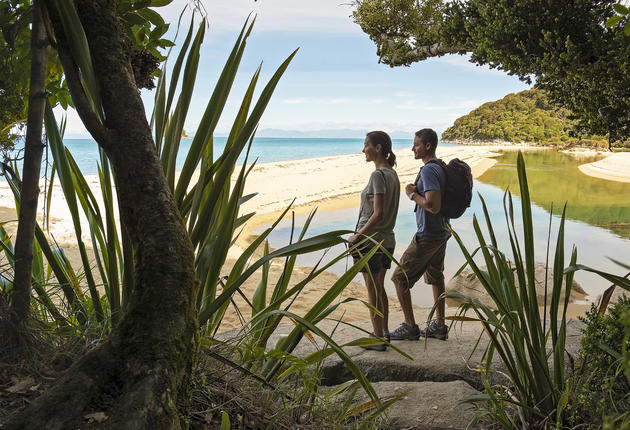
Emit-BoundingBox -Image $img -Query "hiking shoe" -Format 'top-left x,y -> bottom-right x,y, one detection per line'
360,333 -> 388,351
360,342 -> 387,352
389,322 -> 421,340
420,319 -> 448,340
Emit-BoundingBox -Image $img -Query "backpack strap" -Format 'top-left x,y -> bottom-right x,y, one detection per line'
421,158 -> 448,213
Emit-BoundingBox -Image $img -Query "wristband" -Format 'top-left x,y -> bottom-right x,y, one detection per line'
408,192 -> 415,201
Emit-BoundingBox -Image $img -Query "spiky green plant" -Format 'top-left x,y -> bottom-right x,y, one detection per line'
439,151 -> 630,428
0,16 -> 391,412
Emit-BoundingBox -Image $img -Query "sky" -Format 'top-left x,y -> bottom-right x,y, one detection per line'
61,0 -> 532,138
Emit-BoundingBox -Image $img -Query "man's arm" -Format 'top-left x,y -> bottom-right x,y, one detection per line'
406,182 -> 441,214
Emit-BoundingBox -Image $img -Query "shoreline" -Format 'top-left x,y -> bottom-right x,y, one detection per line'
233,144 -> 506,249
1,144 -> 624,327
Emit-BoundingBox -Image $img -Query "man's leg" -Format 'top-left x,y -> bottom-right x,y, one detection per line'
431,280 -> 445,326
390,239 -> 422,340
420,238 -> 449,340
394,278 -> 416,327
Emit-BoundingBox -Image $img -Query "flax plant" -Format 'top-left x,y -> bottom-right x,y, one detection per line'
440,152 -> 630,428
0,15 -> 388,411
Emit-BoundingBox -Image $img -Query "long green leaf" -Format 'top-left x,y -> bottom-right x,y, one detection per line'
173,19 -> 256,205
55,1 -> 103,119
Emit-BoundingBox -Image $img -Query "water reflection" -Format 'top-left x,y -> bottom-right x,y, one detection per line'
478,150 -> 630,238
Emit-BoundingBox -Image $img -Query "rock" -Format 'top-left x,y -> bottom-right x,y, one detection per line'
335,380 -> 481,430
218,310 -> 584,428
447,262 -> 585,309
263,311 -> 582,389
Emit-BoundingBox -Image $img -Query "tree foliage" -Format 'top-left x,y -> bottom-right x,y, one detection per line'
352,0 -> 630,147
441,88 -> 613,147
0,0 -> 172,153
0,0 -> 31,149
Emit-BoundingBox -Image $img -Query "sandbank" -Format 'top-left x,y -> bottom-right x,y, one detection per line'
236,144 -> 503,235
577,151 -> 630,183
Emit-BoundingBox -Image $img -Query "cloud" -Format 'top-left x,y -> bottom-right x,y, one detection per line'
280,98 -> 311,104
158,0 -> 361,35
256,120 -> 451,133
53,106 -> 88,137
278,97 -> 385,105
394,99 -> 480,111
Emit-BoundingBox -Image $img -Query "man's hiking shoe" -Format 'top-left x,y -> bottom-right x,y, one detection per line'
389,322 -> 421,340
420,319 -> 448,340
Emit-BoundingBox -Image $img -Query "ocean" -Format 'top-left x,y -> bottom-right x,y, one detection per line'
3,136 -> 444,178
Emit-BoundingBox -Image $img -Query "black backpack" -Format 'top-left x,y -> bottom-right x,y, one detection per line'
425,158 -> 473,219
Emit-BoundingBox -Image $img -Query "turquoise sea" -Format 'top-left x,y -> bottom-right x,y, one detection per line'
4,136 -> 438,178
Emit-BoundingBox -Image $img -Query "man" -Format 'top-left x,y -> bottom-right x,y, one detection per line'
390,128 -> 450,341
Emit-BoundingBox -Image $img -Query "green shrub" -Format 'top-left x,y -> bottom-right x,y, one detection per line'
567,295 -> 630,428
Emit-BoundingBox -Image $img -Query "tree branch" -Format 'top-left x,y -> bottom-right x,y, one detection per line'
377,33 -> 462,65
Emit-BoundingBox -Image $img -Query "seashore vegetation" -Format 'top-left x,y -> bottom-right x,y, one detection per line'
441,89 -> 625,149
0,10 -> 397,430
438,152 -> 630,428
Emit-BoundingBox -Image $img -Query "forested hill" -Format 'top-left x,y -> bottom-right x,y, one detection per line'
441,89 -> 607,147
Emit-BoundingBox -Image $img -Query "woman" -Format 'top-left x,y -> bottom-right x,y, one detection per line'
348,131 -> 400,351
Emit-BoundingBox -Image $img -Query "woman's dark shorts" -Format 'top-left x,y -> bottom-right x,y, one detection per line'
351,242 -> 395,274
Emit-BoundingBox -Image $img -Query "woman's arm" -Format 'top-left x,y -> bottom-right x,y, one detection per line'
349,193 -> 384,243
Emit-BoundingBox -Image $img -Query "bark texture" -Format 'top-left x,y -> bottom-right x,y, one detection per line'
9,0 -> 50,325
5,0 -> 198,428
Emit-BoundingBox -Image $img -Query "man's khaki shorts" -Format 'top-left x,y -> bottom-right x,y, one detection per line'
391,235 -> 449,290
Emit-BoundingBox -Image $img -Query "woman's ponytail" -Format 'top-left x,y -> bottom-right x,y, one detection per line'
366,130 -> 396,167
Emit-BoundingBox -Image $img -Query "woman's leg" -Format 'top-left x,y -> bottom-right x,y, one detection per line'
375,268 -> 389,336
362,268 -> 389,337
362,271 -> 382,337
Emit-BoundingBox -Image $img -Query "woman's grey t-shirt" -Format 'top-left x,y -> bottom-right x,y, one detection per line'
356,168 -> 400,249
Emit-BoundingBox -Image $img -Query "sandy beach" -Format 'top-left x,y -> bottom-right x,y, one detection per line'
577,151 -> 630,183
0,143 -> 624,329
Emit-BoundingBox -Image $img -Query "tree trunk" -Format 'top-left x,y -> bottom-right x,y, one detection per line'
5,0 -> 199,428
9,0 -> 50,325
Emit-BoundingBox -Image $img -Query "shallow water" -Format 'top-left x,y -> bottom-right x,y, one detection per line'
255,150 -> 630,306
478,150 -> 630,238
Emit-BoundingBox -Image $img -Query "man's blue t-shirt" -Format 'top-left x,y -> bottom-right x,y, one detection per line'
415,161 -> 451,240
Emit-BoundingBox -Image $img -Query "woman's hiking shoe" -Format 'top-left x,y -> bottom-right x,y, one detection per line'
360,333 -> 388,351
420,319 -> 448,340
360,342 -> 387,351
389,322 -> 421,340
